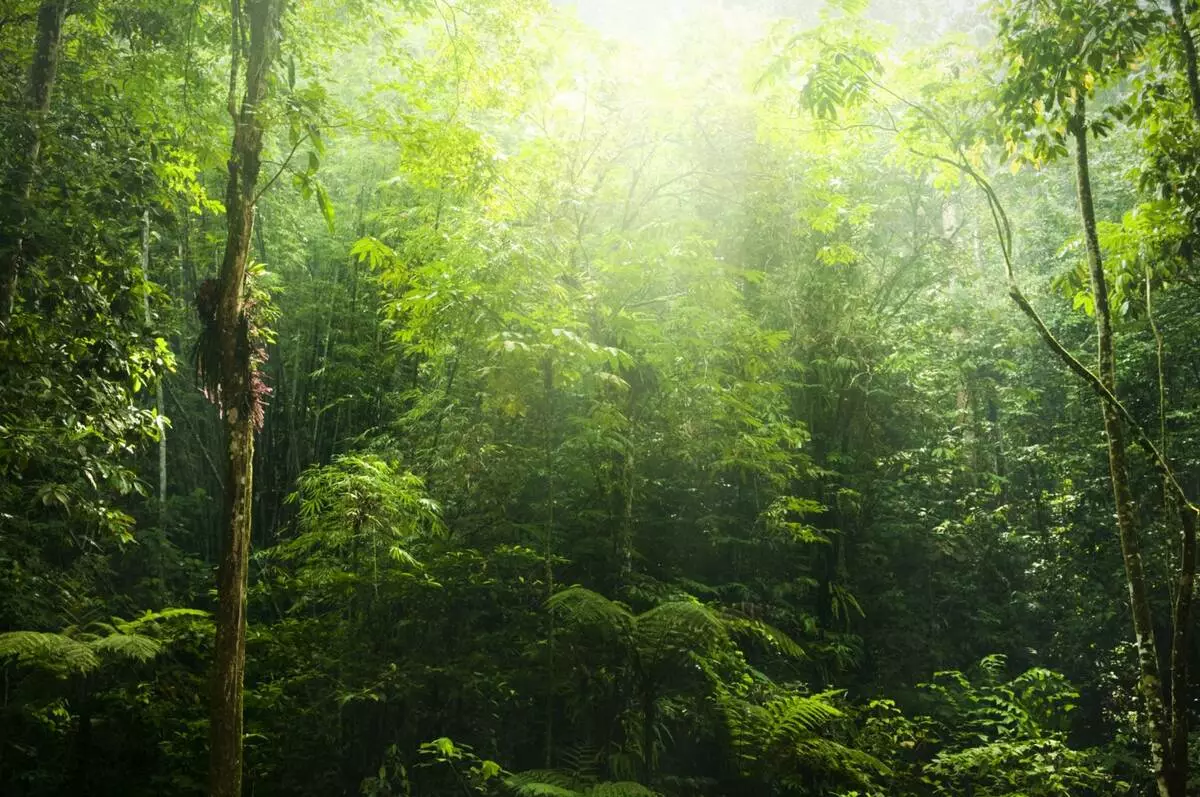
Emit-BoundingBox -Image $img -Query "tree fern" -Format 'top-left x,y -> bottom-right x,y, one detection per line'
506,769 -> 659,797
0,608 -> 206,676
585,782 -> 657,797
0,631 -> 100,675
548,586 -> 634,641
118,607 -> 210,631
633,600 -> 727,665
724,690 -> 888,784
509,783 -> 580,797
725,616 -> 808,660
507,769 -> 581,797
91,632 -> 162,662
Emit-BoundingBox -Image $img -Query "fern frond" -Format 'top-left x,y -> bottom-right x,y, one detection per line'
0,631 -> 99,674
764,694 -> 844,742
506,769 -> 583,797
794,736 -> 890,776
634,600 -> 726,663
92,632 -> 162,663
726,617 -> 808,660
557,743 -> 602,780
508,785 -> 579,797
506,771 -> 658,797
117,607 -> 209,634
585,782 -> 658,797
548,587 -> 634,639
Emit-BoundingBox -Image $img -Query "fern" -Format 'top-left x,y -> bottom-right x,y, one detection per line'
724,690 -> 887,783
91,632 -> 162,662
0,631 -> 100,674
0,607 -> 205,676
509,784 -> 579,797
507,769 -> 582,797
900,658 -> 1109,795
548,587 -> 634,640
763,694 -> 845,744
506,770 -> 659,797
585,782 -> 657,797
117,607 -> 210,632
556,743 -> 603,781
725,617 -> 808,660
633,600 -> 726,665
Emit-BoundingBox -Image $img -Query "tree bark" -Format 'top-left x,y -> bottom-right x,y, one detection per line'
208,2 -> 281,796
1072,103 -> 1176,797
1169,0 -> 1200,125
141,210 -> 168,531
1163,7 -> 1200,790
640,682 -> 655,785
0,0 -> 70,325
1167,505 -> 1195,796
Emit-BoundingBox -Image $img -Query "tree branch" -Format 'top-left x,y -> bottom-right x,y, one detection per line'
916,145 -> 1198,516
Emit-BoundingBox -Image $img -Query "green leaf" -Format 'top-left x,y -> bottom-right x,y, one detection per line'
315,180 -> 335,233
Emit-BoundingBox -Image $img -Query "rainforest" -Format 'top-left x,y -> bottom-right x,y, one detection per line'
3,0 -> 1200,795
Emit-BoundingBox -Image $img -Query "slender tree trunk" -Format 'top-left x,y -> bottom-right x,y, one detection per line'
310,255 -> 341,459
1168,505 -> 1195,796
0,0 -> 70,325
618,446 -> 635,581
141,211 -> 168,530
1169,0 -> 1200,125
1072,103 -> 1176,797
70,679 -> 91,795
208,2 -> 281,796
142,210 -> 169,598
640,681 -> 655,785
543,355 -> 557,769
1164,6 -> 1200,791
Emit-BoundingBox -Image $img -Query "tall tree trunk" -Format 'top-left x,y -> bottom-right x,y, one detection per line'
1167,505 -> 1195,796
543,355 -> 557,769
1072,102 -> 1176,797
0,0 -> 70,325
207,2 -> 281,796
640,682 -> 655,785
141,210 -> 168,531
1162,6 -> 1200,790
70,678 -> 91,795
1169,0 -> 1200,125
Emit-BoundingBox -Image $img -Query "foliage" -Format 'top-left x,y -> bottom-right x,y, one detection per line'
1,0 -> 1196,795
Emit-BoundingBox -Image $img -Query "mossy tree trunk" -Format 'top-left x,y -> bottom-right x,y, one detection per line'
208,2 -> 282,795
1071,100 -> 1179,797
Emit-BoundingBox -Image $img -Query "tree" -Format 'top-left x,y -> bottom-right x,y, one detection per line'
199,1 -> 285,794
0,0 -> 70,324
991,4 -> 1193,792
